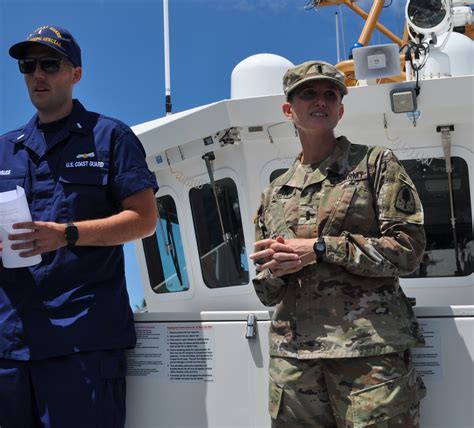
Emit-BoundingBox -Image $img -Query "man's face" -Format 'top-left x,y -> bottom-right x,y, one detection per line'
282,80 -> 344,135
22,45 -> 81,118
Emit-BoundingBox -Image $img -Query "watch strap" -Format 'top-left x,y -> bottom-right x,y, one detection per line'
65,222 -> 79,248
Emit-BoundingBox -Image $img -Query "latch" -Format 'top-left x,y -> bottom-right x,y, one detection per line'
246,313 -> 257,339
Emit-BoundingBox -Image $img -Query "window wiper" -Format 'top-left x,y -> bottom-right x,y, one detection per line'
156,202 -> 183,285
165,209 -> 183,286
202,152 -> 231,244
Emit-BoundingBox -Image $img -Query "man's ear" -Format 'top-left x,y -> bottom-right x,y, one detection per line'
72,66 -> 82,84
282,102 -> 293,119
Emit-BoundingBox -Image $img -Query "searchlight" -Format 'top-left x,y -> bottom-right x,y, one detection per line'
403,0 -> 473,82
406,0 -> 452,37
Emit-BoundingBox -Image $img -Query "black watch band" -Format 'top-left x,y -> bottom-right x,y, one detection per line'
313,237 -> 326,263
65,222 -> 79,248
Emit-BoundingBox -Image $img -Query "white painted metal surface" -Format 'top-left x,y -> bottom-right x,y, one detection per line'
126,308 -> 474,427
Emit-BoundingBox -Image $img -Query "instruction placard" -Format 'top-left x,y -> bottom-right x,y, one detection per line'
411,320 -> 443,381
127,323 -> 215,382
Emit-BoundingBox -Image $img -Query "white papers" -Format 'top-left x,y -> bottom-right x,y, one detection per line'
0,186 -> 41,268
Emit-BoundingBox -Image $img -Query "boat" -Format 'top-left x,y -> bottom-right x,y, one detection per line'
125,1 -> 474,426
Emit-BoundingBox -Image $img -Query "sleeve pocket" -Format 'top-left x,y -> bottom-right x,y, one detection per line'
269,380 -> 284,419
349,367 -> 423,427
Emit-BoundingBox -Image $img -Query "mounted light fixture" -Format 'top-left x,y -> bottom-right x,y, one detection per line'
406,0 -> 451,37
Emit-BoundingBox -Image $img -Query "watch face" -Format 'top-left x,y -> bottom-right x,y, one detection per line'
316,241 -> 325,252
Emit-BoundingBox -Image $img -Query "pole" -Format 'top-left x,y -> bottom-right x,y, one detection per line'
163,0 -> 172,115
335,11 -> 341,62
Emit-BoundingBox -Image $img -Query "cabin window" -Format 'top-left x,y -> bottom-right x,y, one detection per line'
142,195 -> 189,293
401,157 -> 473,278
189,177 -> 249,288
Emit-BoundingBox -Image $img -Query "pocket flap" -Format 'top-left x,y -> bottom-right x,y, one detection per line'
269,380 -> 284,419
350,367 -> 421,427
59,168 -> 108,186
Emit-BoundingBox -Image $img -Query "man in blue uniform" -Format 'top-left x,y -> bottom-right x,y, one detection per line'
0,25 -> 158,427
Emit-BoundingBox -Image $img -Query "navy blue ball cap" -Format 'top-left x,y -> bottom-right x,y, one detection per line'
9,25 -> 81,67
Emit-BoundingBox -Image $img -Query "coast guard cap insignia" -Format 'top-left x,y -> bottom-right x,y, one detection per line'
395,186 -> 415,213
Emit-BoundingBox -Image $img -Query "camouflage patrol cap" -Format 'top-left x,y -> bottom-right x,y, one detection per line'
283,60 -> 348,100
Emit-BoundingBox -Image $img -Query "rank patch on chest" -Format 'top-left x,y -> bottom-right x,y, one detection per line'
395,186 -> 415,213
76,152 -> 95,159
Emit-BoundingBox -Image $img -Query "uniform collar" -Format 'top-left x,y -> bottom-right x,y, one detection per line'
9,100 -> 92,156
275,136 -> 352,188
325,136 -> 352,175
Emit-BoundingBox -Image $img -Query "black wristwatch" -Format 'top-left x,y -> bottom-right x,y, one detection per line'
313,237 -> 326,263
65,222 -> 79,248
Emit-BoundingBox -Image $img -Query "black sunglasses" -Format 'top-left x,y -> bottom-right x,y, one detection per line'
18,57 -> 66,74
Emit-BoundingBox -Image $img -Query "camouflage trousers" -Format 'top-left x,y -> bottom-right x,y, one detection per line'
268,350 -> 426,428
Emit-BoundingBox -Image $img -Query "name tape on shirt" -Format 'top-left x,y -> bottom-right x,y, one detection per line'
65,161 -> 104,168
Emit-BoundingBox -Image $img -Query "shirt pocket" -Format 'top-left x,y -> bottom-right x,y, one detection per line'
265,186 -> 299,238
58,159 -> 115,221
319,183 -> 357,236
342,183 -> 377,235
0,166 -> 28,194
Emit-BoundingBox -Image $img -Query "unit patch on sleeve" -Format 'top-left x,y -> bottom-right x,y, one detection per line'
395,185 -> 416,213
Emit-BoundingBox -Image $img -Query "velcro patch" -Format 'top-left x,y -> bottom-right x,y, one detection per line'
395,186 -> 416,213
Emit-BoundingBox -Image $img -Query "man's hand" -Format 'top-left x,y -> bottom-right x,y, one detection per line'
7,188 -> 157,257
9,221 -> 66,257
250,236 -> 316,278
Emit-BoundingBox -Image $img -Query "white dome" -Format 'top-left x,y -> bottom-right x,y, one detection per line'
422,49 -> 451,79
231,54 -> 294,99
439,32 -> 474,76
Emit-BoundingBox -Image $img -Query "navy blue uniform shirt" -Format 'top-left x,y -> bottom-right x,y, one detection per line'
0,100 -> 158,360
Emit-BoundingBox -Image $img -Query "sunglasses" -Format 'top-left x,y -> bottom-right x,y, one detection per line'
18,57 -> 68,74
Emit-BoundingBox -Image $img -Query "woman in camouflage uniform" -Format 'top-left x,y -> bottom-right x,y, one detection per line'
250,61 -> 426,428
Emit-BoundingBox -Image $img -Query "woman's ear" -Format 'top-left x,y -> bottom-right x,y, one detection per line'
338,102 -> 344,120
282,102 -> 293,119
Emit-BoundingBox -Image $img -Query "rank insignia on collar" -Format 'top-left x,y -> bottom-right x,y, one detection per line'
395,186 -> 416,213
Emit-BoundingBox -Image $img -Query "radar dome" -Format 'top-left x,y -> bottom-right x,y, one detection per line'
231,54 -> 294,99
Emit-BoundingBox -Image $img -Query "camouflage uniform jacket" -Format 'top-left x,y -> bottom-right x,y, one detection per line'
253,137 -> 426,359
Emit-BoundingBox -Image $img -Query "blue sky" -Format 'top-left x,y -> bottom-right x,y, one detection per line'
0,0 -> 402,309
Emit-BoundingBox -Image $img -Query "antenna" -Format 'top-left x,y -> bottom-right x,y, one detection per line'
335,11 -> 341,63
163,0 -> 172,115
339,5 -> 347,60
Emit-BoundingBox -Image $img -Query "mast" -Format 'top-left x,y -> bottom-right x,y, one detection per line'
335,11 -> 341,62
163,0 -> 172,115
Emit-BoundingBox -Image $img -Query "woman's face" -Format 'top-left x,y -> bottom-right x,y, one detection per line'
283,80 -> 344,136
